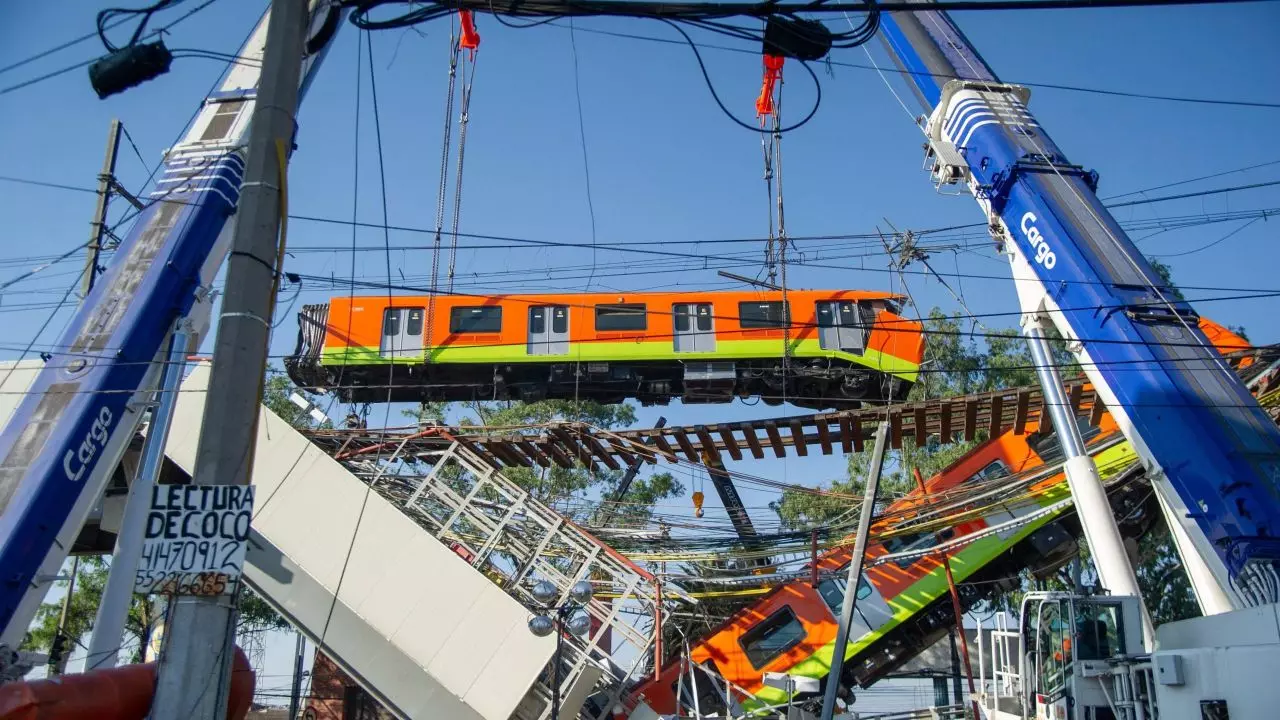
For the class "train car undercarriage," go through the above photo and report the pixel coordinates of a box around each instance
[285,357,912,410]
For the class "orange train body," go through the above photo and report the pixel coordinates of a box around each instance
[287,289,925,410]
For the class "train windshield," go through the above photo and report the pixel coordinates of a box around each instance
[817,574,873,616]
[739,607,806,669]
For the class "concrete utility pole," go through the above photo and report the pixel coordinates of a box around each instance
[83,119,123,299]
[819,421,889,720]
[149,1,307,717]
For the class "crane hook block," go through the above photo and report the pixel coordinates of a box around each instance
[762,16,832,62]
[756,54,784,118]
[692,491,705,518]
[460,10,481,52]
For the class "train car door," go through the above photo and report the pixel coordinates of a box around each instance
[380,307,424,359]
[528,305,569,355]
[673,303,715,352]
[816,301,866,352]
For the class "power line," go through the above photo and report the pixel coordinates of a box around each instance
[551,22,1280,110]
[0,0,222,97]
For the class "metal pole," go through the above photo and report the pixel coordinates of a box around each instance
[948,631,962,705]
[913,467,977,719]
[83,119,122,300]
[819,420,889,720]
[289,631,306,719]
[85,328,189,670]
[551,622,564,720]
[1022,320,1154,646]
[150,1,307,716]
[654,574,663,683]
[50,556,79,676]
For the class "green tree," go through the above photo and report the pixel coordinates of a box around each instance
[433,399,684,521]
[22,557,286,665]
[262,368,331,429]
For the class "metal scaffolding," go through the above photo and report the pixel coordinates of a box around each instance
[330,429,685,720]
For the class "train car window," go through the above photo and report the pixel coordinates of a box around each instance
[882,529,954,569]
[969,460,1010,483]
[817,574,873,616]
[382,308,400,335]
[450,306,502,333]
[596,304,647,331]
[529,308,546,334]
[675,311,691,332]
[552,307,568,334]
[696,305,713,331]
[739,301,790,329]
[739,606,806,669]
[1028,417,1103,465]
[406,308,424,337]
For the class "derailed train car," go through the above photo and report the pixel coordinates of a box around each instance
[626,417,1144,718]
[624,319,1254,718]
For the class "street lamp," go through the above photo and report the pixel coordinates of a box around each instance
[527,580,595,720]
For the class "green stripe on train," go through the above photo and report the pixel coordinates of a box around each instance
[317,339,920,380]
[745,442,1136,711]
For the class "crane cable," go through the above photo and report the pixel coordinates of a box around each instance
[425,17,460,361]
[753,52,794,404]
[447,11,480,292]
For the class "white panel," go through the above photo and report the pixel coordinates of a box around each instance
[0,360,44,430]
[430,585,527,695]
[167,363,555,720]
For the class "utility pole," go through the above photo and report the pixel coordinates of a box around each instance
[149,1,307,717]
[819,421,889,720]
[83,119,123,299]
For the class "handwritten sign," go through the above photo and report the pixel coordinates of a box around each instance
[134,485,255,596]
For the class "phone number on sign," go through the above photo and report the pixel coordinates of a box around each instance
[135,570,235,596]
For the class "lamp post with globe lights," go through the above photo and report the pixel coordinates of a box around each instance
[527,579,595,720]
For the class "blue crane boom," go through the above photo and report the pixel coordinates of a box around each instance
[0,3,343,650]
[876,4,1280,608]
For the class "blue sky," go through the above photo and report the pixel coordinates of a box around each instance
[1,0,1278,709]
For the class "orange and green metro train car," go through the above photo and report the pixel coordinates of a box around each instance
[624,319,1254,718]
[285,289,925,409]
[624,417,1149,718]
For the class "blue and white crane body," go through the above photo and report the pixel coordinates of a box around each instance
[0,2,342,650]
[878,5,1280,611]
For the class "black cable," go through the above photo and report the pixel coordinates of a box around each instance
[567,19,601,287]
[97,0,186,52]
[1108,178,1280,208]
[0,0,219,97]
[1102,159,1280,201]
[554,21,1280,110]
[0,57,97,97]
[0,16,131,77]
[662,19,824,133]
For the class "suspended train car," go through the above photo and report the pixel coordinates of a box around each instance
[624,320,1254,717]
[286,289,925,409]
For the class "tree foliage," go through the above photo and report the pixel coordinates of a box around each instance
[404,399,683,524]
[263,369,332,430]
[22,556,286,665]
